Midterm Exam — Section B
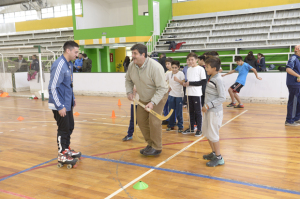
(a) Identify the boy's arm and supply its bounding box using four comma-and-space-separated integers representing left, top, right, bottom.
221, 69, 236, 77
188, 67, 206, 86
250, 68, 262, 80
206, 79, 226, 109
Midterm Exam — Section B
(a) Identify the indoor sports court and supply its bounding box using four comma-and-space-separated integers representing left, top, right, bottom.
1, 0, 300, 198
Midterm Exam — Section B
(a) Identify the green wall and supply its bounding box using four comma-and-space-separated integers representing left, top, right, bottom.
72, 0, 172, 72
72, 0, 172, 40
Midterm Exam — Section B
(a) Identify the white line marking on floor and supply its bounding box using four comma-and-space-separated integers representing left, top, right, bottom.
32, 127, 37, 128
9, 130, 15, 132
0, 132, 3, 133
92, 119, 97, 120
0, 121, 56, 124
42, 125, 47, 127
20, 128, 26, 130
76, 121, 128, 127
102, 118, 107, 119
104, 110, 248, 199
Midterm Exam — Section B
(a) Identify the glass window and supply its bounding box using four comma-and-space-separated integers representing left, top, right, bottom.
75, 3, 82, 15
15, 11, 26, 22
0, 14, 3, 24
42, 7, 54, 18
4, 13, 15, 23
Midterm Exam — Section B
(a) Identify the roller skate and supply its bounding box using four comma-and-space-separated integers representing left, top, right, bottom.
68, 146, 82, 161
57, 149, 78, 169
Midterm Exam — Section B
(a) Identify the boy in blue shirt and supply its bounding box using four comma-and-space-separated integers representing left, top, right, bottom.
285, 45, 300, 126
222, 56, 262, 108
74, 53, 83, 72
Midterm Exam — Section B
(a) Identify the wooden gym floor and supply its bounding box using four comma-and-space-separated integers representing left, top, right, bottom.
0, 95, 300, 199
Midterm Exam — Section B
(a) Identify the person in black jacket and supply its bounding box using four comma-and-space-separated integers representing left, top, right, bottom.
15, 55, 29, 72
159, 53, 167, 72
31, 55, 39, 72
256, 53, 266, 72
244, 51, 257, 68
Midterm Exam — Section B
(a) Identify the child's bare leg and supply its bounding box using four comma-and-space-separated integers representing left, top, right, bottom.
228, 88, 235, 103
213, 141, 221, 156
208, 140, 215, 152
234, 92, 242, 104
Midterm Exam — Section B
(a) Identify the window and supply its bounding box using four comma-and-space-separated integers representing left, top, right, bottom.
75, 3, 82, 15
15, 11, 25, 22
25, 10, 37, 21
4, 13, 15, 23
0, 14, 3, 24
42, 7, 54, 19
67, 4, 72, 16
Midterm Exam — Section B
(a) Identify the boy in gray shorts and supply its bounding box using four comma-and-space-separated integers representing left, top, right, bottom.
201, 56, 226, 167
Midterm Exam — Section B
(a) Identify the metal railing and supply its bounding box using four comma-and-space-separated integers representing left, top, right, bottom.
146, 34, 159, 54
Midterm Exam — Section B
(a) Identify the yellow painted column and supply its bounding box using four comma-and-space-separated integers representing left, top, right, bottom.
115, 47, 126, 72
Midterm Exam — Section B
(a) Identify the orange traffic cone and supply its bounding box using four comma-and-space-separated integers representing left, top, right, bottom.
74, 112, 80, 116
118, 99, 122, 106
1, 92, 8, 97
17, 116, 24, 121
111, 110, 116, 118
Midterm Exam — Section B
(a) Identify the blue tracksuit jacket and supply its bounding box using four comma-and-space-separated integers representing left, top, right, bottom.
48, 55, 75, 111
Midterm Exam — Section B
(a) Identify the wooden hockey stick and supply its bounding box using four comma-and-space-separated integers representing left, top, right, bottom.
134, 99, 173, 121
133, 100, 144, 142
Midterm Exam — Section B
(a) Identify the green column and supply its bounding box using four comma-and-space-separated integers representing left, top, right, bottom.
100, 46, 110, 72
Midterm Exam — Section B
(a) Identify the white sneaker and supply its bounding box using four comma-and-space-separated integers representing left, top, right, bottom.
294, 120, 300, 124
285, 122, 300, 126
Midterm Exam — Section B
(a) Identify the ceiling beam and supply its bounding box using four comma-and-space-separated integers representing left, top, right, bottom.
0, 0, 36, 7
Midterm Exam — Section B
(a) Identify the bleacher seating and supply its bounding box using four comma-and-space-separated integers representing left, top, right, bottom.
155, 8, 300, 52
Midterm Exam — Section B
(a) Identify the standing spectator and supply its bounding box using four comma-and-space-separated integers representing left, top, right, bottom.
159, 53, 167, 72
244, 51, 257, 68
123, 56, 130, 72
198, 55, 208, 107
257, 53, 266, 72
82, 54, 92, 72
285, 45, 300, 126
31, 55, 39, 72
15, 55, 28, 72
74, 53, 83, 72
182, 58, 191, 107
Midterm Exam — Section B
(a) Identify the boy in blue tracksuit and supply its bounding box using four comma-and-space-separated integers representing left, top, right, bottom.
285, 45, 300, 126
74, 53, 83, 72
48, 41, 81, 166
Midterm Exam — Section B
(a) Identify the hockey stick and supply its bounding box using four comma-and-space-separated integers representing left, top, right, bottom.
186, 87, 191, 133
133, 100, 145, 142
134, 99, 174, 121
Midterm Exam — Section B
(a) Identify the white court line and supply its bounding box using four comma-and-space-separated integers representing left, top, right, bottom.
105, 110, 248, 199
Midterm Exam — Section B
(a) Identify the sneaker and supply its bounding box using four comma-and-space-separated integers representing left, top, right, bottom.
294, 120, 300, 124
206, 156, 225, 167
195, 130, 202, 137
183, 105, 187, 108
140, 145, 152, 154
166, 127, 175, 131
203, 152, 215, 160
285, 121, 300, 126
122, 135, 133, 141
227, 102, 236, 107
182, 128, 194, 134
143, 148, 162, 156
162, 120, 169, 125
178, 128, 183, 133
234, 104, 244, 108
68, 147, 81, 159
194, 125, 197, 131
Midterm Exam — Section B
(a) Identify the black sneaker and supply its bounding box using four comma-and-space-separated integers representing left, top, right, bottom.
140, 145, 152, 154
203, 152, 215, 160
178, 128, 183, 133
122, 135, 133, 141
182, 128, 194, 134
143, 148, 162, 156
162, 120, 169, 125
166, 127, 175, 131
195, 130, 202, 137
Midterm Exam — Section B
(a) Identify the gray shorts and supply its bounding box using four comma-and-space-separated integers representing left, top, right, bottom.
202, 110, 223, 142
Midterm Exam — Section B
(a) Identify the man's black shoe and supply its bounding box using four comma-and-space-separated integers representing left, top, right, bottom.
143, 148, 162, 156
140, 145, 152, 154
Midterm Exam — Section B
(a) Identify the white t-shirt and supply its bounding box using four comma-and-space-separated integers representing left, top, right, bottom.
165, 70, 172, 87
166, 71, 185, 97
186, 65, 206, 96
